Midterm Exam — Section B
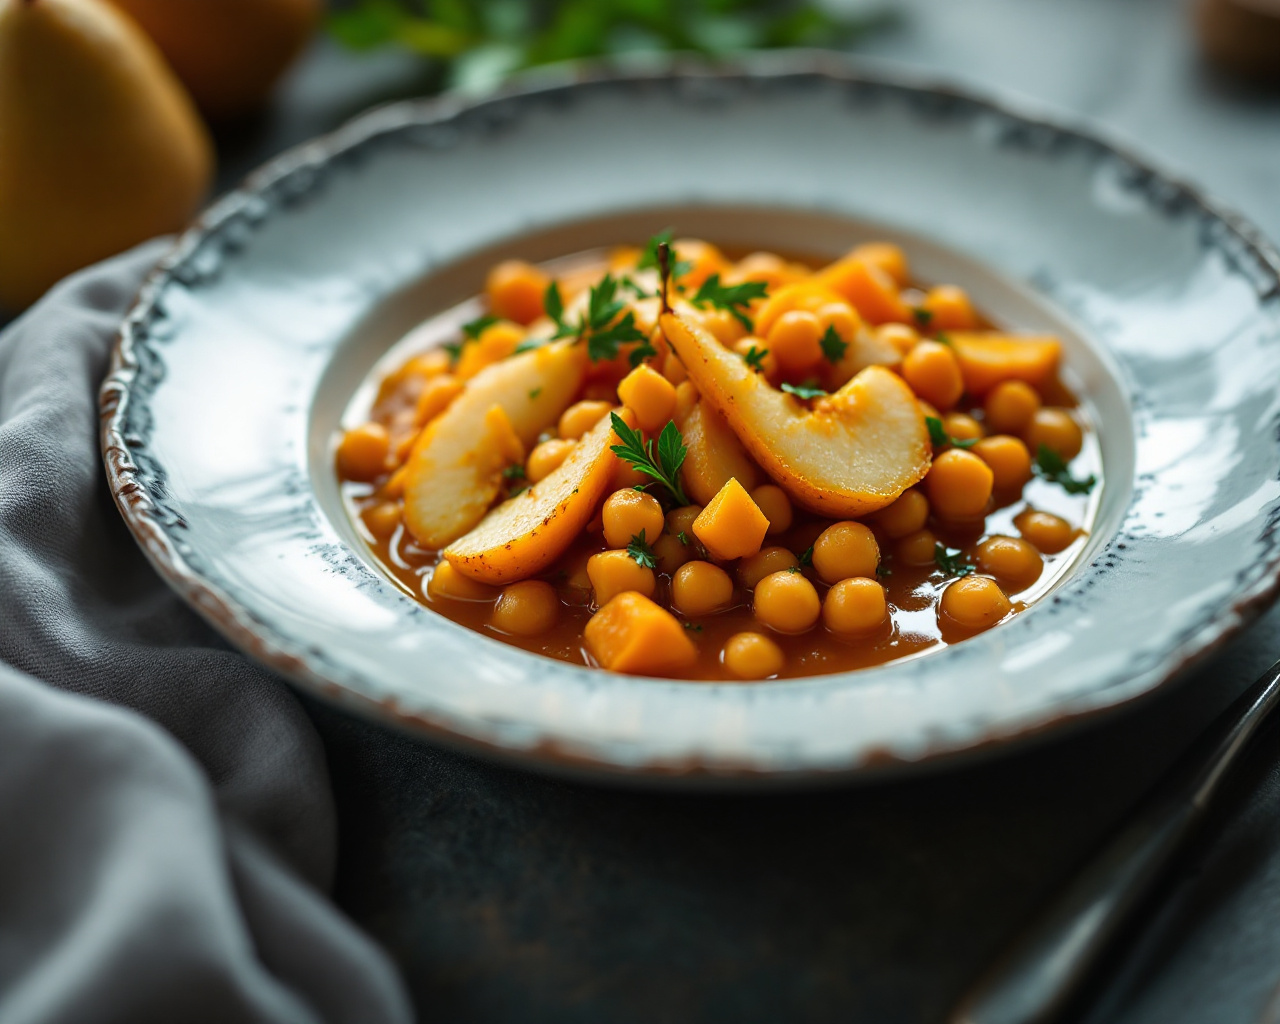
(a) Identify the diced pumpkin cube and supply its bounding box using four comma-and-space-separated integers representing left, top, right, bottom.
693, 478, 769, 561
584, 591, 698, 676
947, 332, 1062, 395
616, 363, 677, 433
818, 258, 912, 325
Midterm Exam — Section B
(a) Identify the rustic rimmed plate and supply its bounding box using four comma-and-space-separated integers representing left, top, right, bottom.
101, 54, 1280, 784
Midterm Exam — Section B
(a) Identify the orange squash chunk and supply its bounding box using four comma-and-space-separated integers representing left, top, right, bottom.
948, 332, 1062, 395
444, 409, 636, 584
584, 591, 698, 676
818, 258, 912, 325
693, 478, 769, 561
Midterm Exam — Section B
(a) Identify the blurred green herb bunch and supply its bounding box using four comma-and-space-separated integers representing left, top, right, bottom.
330, 0, 894, 91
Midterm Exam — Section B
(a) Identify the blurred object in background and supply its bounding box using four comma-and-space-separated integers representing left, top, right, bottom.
106, 0, 324, 119
0, 0, 211, 312
1195, 0, 1280, 85
328, 0, 898, 92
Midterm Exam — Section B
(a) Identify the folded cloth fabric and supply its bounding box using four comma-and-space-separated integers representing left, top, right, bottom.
0, 242, 413, 1024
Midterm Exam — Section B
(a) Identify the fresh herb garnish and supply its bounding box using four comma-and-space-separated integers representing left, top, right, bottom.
934, 331, 953, 348
442, 340, 463, 360
876, 563, 892, 578
934, 542, 975, 578
528, 387, 542, 399
620, 276, 655, 299
1033, 444, 1097, 495
502, 464, 526, 480
609, 414, 689, 506
676, 530, 689, 545
819, 325, 848, 364
514, 337, 546, 354
638, 229, 692, 280
462, 314, 498, 339
544, 274, 647, 362
912, 307, 934, 327
781, 381, 829, 400
509, 486, 529, 498
627, 530, 658, 569
786, 565, 803, 574
743, 345, 770, 373
683, 622, 704, 633
690, 274, 768, 330
925, 415, 978, 450
628, 340, 659, 367
799, 544, 814, 567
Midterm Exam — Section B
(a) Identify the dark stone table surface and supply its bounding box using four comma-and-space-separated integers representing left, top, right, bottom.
216, 3, 1280, 1020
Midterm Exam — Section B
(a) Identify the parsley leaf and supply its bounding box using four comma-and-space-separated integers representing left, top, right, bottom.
683, 622, 703, 633
934, 331, 953, 348
912, 307, 934, 327
627, 530, 658, 569
925, 415, 979, 450
691, 274, 768, 330
676, 530, 689, 545
820, 325, 848, 364
544, 281, 565, 329
544, 274, 648, 361
502, 464, 526, 480
442, 340, 463, 360
462, 314, 498, 340
587, 311, 648, 362
528, 387, 542, 399
638, 229, 692, 280
620, 276, 655, 299
786, 565, 803, 574
628, 340, 659, 368
781, 381, 829, 400
876, 563, 892, 578
799, 545, 814, 568
1033, 444, 1097, 495
609, 414, 689, 506
743, 345, 770, 373
934, 542, 975, 578
514, 337, 546, 354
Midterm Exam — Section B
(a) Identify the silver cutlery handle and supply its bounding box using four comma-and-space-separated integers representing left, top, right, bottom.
951, 659, 1280, 1024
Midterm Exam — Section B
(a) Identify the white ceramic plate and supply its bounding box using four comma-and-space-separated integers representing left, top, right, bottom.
101, 55, 1280, 783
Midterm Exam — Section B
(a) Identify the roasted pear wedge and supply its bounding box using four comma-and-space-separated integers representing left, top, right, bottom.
444, 408, 637, 584
661, 312, 930, 517
403, 341, 587, 548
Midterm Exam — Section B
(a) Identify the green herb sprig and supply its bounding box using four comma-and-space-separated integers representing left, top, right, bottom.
691, 274, 768, 330
781, 381, 829, 401
925, 415, 978, 450
1033, 444, 1097, 495
627, 530, 658, 569
819, 325, 848, 364
609, 414, 689, 506
934, 543, 975, 578
743, 345, 770, 373
638, 229, 692, 281
544, 276, 648, 362
462, 314, 498, 339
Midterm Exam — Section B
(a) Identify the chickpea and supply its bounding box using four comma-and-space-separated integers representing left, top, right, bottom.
722, 632, 786, 680
737, 546, 800, 589
653, 532, 693, 575
1024, 407, 1083, 461
812, 521, 880, 584
823, 578, 888, 634
491, 581, 560, 636
617, 363, 678, 433
984, 380, 1041, 434
587, 550, 656, 605
1014, 509, 1077, 554
526, 438, 575, 483
976, 535, 1044, 587
337, 422, 390, 481
700, 307, 747, 346
427, 561, 497, 603
874, 489, 929, 539
666, 505, 703, 542
926, 449, 994, 520
753, 570, 821, 633
875, 322, 919, 357
602, 488, 666, 550
362, 502, 402, 539
767, 309, 824, 374
559, 400, 614, 440
672, 561, 734, 616
940, 576, 1012, 631
972, 435, 1033, 492
943, 412, 984, 444
750, 484, 793, 535
902, 340, 964, 411
485, 260, 550, 325
922, 285, 978, 330
896, 528, 940, 566
815, 301, 861, 343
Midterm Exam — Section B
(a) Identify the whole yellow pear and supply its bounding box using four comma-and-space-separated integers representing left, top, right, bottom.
107, 0, 322, 119
0, 0, 212, 311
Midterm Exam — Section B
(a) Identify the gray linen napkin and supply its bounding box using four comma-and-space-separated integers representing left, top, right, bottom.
0, 241, 413, 1024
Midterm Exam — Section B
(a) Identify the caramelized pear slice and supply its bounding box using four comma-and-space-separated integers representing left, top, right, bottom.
662, 312, 929, 517
444, 409, 636, 584
403, 341, 587, 548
